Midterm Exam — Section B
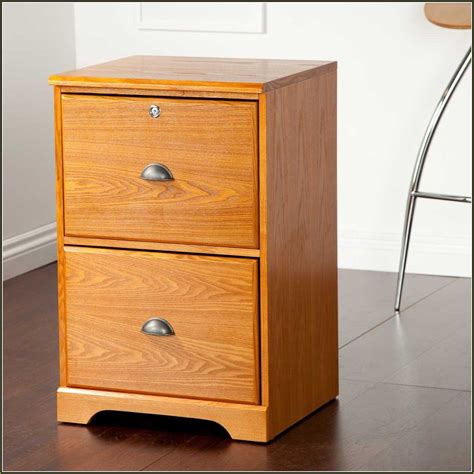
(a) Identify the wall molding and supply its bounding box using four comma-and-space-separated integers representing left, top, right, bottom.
3, 222, 57, 281
339, 230, 472, 277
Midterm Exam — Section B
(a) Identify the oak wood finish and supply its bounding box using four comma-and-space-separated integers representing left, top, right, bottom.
65, 246, 260, 405
258, 94, 270, 406
50, 56, 338, 442
62, 94, 259, 249
57, 387, 268, 442
261, 71, 339, 439
63, 236, 260, 258
60, 85, 259, 100
54, 87, 67, 387
49, 55, 337, 93
424, 3, 471, 29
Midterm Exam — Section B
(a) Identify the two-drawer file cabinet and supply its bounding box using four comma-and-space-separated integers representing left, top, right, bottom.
49, 56, 338, 442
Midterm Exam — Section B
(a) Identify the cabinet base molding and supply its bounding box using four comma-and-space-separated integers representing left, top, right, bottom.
57, 387, 269, 442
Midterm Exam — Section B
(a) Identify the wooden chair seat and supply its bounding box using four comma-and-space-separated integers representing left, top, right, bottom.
424, 3, 471, 29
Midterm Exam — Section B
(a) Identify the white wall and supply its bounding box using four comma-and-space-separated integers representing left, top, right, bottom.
3, 2, 471, 278
2, 2, 76, 279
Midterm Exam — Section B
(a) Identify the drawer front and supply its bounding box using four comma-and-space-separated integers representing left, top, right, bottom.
65, 246, 260, 404
61, 94, 258, 249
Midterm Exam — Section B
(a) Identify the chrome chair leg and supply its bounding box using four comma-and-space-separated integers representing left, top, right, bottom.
394, 47, 472, 312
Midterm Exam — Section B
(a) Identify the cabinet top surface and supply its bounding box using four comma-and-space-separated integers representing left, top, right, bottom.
49, 55, 336, 93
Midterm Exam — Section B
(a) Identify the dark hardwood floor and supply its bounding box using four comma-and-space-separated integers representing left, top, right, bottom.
3, 263, 471, 471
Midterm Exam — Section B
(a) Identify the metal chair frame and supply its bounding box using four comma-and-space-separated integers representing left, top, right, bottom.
395, 47, 472, 312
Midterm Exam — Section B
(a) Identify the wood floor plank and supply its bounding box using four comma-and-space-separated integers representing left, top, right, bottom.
338, 379, 376, 403
338, 269, 454, 346
358, 391, 472, 471
9, 413, 218, 472
386, 323, 471, 391
339, 278, 470, 383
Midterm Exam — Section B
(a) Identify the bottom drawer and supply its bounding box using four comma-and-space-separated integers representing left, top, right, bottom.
64, 246, 260, 404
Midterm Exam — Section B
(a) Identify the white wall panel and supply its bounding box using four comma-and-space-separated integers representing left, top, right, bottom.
137, 2, 266, 33
2, 3, 76, 279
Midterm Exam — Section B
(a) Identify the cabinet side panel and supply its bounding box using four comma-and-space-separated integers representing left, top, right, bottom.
264, 71, 338, 438
258, 94, 270, 408
54, 87, 67, 386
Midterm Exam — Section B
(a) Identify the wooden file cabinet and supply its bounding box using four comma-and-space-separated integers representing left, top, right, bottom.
49, 56, 338, 442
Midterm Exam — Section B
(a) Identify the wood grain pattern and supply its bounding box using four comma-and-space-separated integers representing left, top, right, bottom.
57, 387, 269, 442
65, 246, 260, 405
54, 86, 67, 386
60, 86, 259, 100
258, 93, 270, 407
49, 55, 337, 93
62, 94, 259, 249
424, 3, 471, 29
64, 236, 260, 258
261, 70, 338, 439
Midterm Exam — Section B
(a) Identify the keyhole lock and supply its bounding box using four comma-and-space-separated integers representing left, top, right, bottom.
149, 105, 161, 119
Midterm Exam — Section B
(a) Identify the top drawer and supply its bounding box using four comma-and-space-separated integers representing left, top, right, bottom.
61, 94, 259, 248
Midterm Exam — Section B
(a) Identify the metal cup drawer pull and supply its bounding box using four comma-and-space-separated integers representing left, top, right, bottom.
140, 163, 174, 181
141, 318, 175, 336
149, 104, 161, 118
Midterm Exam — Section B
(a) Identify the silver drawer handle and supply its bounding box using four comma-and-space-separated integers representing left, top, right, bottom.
141, 318, 175, 336
140, 163, 174, 181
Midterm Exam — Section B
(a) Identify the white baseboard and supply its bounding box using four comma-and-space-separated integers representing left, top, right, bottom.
3, 223, 57, 281
339, 230, 472, 277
